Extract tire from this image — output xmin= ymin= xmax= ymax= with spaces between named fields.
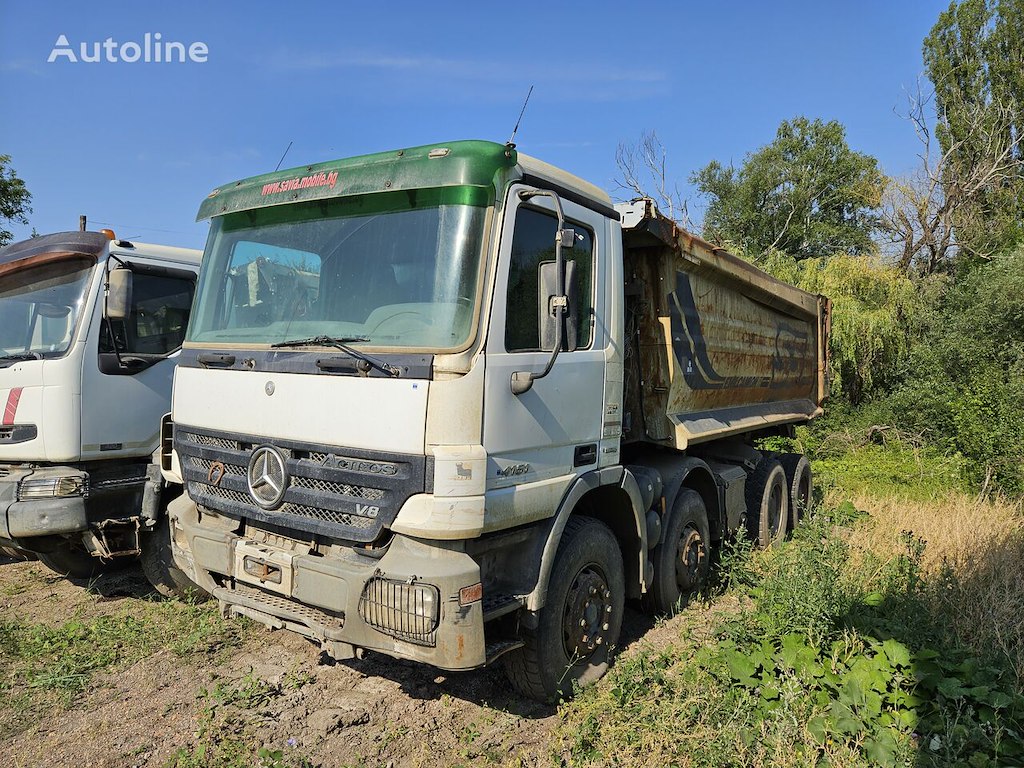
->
xmin=140 ymin=516 xmax=209 ymax=601
xmin=778 ymin=453 xmax=812 ymax=530
xmin=37 ymin=543 xmax=112 ymax=579
xmin=642 ymin=489 xmax=710 ymax=615
xmin=0 ymin=545 xmax=36 ymax=561
xmin=744 ymin=458 xmax=788 ymax=548
xmin=504 ymin=517 xmax=625 ymax=702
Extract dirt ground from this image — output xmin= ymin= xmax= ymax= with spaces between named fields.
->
xmin=0 ymin=554 xmax=675 ymax=768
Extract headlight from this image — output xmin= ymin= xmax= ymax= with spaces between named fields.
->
xmin=17 ymin=475 xmax=88 ymax=500
xmin=358 ymin=577 xmax=439 ymax=646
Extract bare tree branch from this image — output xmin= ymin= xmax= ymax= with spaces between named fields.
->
xmin=879 ymin=79 xmax=1024 ymax=274
xmin=613 ymin=131 xmax=692 ymax=229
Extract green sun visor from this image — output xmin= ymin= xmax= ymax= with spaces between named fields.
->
xmin=197 ymin=140 xmax=518 ymax=221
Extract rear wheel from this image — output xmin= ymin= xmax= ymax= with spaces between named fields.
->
xmin=642 ymin=489 xmax=710 ymax=615
xmin=745 ymin=459 xmax=788 ymax=548
xmin=778 ymin=453 xmax=812 ymax=530
xmin=504 ymin=517 xmax=624 ymax=702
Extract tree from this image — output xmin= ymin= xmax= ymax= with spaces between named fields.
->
xmin=614 ymin=131 xmax=692 ymax=228
xmin=922 ymin=0 xmax=1024 ymax=259
xmin=757 ymin=250 xmax=921 ymax=404
xmin=879 ymin=84 xmax=1021 ymax=274
xmin=692 ymin=117 xmax=884 ymax=260
xmin=0 ymin=155 xmax=32 ymax=247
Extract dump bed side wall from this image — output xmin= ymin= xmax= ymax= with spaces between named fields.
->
xmin=623 ymin=230 xmax=828 ymax=449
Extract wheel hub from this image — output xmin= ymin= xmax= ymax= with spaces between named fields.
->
xmin=562 ymin=568 xmax=612 ymax=658
xmin=675 ymin=525 xmax=705 ymax=591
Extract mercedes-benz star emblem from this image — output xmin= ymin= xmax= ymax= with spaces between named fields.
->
xmin=247 ymin=445 xmax=288 ymax=510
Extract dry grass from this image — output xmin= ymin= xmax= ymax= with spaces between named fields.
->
xmin=843 ymin=489 xmax=1024 ymax=690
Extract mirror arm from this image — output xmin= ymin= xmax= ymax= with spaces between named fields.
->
xmin=511 ymin=189 xmax=568 ymax=395
xmin=103 ymin=257 xmax=128 ymax=370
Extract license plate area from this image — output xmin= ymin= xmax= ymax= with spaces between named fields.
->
xmin=233 ymin=540 xmax=294 ymax=594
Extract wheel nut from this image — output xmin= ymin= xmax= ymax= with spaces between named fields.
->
xmin=580 ymin=618 xmax=587 ymax=627
xmin=595 ymin=637 xmax=603 ymax=646
xmin=581 ymin=634 xmax=589 ymax=644
xmin=602 ymin=623 xmax=609 ymax=631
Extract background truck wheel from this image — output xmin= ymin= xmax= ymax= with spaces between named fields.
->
xmin=642 ymin=489 xmax=710 ymax=615
xmin=0 ymin=545 xmax=36 ymax=561
xmin=37 ymin=543 xmax=126 ymax=579
xmin=778 ymin=453 xmax=812 ymax=529
xmin=504 ymin=516 xmax=625 ymax=702
xmin=140 ymin=516 xmax=209 ymax=601
xmin=745 ymin=458 xmax=789 ymax=548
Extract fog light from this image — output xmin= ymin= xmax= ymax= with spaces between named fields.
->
xmin=17 ymin=475 xmax=88 ymax=500
xmin=358 ymin=577 xmax=439 ymax=646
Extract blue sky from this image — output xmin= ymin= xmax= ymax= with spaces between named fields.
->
xmin=1 ymin=0 xmax=948 ymax=250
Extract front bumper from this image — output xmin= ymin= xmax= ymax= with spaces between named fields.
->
xmin=168 ymin=494 xmax=486 ymax=670
xmin=0 ymin=466 xmax=88 ymax=541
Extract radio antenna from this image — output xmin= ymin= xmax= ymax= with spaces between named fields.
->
xmin=506 ymin=85 xmax=534 ymax=147
xmin=274 ymin=140 xmax=293 ymax=172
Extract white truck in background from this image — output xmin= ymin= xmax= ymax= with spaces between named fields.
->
xmin=156 ymin=140 xmax=829 ymax=700
xmin=0 ymin=231 xmax=201 ymax=577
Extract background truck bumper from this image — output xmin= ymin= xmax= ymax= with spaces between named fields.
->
xmin=0 ymin=467 xmax=88 ymax=540
xmin=168 ymin=495 xmax=487 ymax=670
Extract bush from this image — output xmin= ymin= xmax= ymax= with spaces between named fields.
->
xmin=887 ymin=246 xmax=1024 ymax=495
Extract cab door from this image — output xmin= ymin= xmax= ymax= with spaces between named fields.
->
xmin=80 ymin=259 xmax=197 ymax=461
xmin=481 ymin=185 xmax=610 ymax=523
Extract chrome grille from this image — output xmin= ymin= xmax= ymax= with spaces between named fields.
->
xmin=175 ymin=426 xmax=425 ymax=543
xmin=182 ymin=432 xmax=239 ymax=450
xmin=189 ymin=456 xmax=246 ymax=477
xmin=279 ymin=503 xmax=377 ymax=530
xmin=291 ymin=475 xmax=385 ymax=500
xmin=196 ymin=482 xmax=251 ymax=506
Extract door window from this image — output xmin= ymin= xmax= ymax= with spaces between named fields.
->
xmin=504 ymin=207 xmax=594 ymax=352
xmin=101 ymin=273 xmax=195 ymax=355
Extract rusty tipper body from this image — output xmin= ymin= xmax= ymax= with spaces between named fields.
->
xmin=156 ymin=140 xmax=830 ymax=701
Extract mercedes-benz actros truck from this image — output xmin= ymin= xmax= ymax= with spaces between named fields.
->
xmin=156 ymin=141 xmax=829 ymax=700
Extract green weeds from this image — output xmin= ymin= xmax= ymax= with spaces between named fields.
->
xmin=557 ymin=499 xmax=1024 ymax=767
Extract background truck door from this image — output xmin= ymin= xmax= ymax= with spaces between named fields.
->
xmin=80 ymin=262 xmax=196 ymax=460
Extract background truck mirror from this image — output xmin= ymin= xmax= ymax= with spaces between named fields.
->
xmin=539 ymin=260 xmax=578 ymax=352
xmin=105 ymin=268 xmax=133 ymax=321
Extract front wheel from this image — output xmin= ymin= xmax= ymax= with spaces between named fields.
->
xmin=504 ymin=517 xmax=625 ymax=702
xmin=37 ymin=542 xmax=127 ymax=579
xmin=0 ymin=545 xmax=36 ymax=561
xmin=140 ymin=516 xmax=209 ymax=601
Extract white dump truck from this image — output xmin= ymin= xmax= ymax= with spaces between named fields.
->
xmin=156 ymin=141 xmax=829 ymax=700
xmin=0 ymin=231 xmax=201 ymax=577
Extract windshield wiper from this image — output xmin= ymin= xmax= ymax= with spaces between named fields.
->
xmin=0 ymin=352 xmax=43 ymax=363
xmin=271 ymin=335 xmax=400 ymax=377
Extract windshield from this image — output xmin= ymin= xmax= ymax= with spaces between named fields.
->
xmin=188 ymin=192 xmax=488 ymax=350
xmin=0 ymin=256 xmax=95 ymax=360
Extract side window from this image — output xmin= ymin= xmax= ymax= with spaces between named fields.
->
xmin=101 ymin=273 xmax=195 ymax=355
xmin=505 ymin=206 xmax=594 ymax=352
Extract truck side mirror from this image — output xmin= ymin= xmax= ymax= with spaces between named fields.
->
xmin=105 ymin=268 xmax=133 ymax=321
xmin=538 ymin=260 xmax=578 ymax=352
